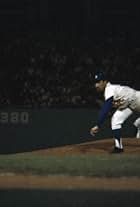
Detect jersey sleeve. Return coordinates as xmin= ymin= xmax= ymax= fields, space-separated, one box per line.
xmin=96 ymin=97 xmax=113 ymax=128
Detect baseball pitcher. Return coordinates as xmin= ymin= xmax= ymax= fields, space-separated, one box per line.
xmin=90 ymin=72 xmax=140 ymax=153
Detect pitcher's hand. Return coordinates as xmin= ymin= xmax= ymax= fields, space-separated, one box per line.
xmin=90 ymin=125 xmax=99 ymax=136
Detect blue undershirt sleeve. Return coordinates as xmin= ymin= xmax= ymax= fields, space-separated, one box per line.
xmin=97 ymin=96 xmax=113 ymax=128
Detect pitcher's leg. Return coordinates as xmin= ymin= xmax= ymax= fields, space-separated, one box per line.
xmin=111 ymin=108 xmax=133 ymax=152
xmin=133 ymin=117 xmax=140 ymax=138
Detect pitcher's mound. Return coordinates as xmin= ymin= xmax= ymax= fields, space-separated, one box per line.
xmin=33 ymin=138 xmax=140 ymax=156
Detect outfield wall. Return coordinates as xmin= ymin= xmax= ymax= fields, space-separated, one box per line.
xmin=0 ymin=108 xmax=138 ymax=153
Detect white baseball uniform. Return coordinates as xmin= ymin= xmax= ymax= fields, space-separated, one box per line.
xmin=104 ymin=82 xmax=140 ymax=134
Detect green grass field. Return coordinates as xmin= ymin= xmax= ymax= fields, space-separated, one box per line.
xmin=0 ymin=153 xmax=140 ymax=177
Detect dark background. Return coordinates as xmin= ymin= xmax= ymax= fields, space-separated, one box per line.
xmin=1 ymin=0 xmax=140 ymax=37
xmin=0 ymin=0 xmax=140 ymax=108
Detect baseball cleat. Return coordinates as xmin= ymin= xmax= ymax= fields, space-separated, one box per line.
xmin=111 ymin=147 xmax=124 ymax=153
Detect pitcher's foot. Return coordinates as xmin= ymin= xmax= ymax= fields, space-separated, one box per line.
xmin=111 ymin=147 xmax=124 ymax=153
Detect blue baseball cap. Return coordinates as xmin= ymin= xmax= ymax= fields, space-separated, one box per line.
xmin=94 ymin=72 xmax=106 ymax=82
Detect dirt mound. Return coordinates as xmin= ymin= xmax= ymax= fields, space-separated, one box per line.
xmin=32 ymin=138 xmax=140 ymax=156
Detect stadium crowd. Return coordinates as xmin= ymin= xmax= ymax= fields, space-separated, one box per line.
xmin=0 ymin=32 xmax=140 ymax=108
